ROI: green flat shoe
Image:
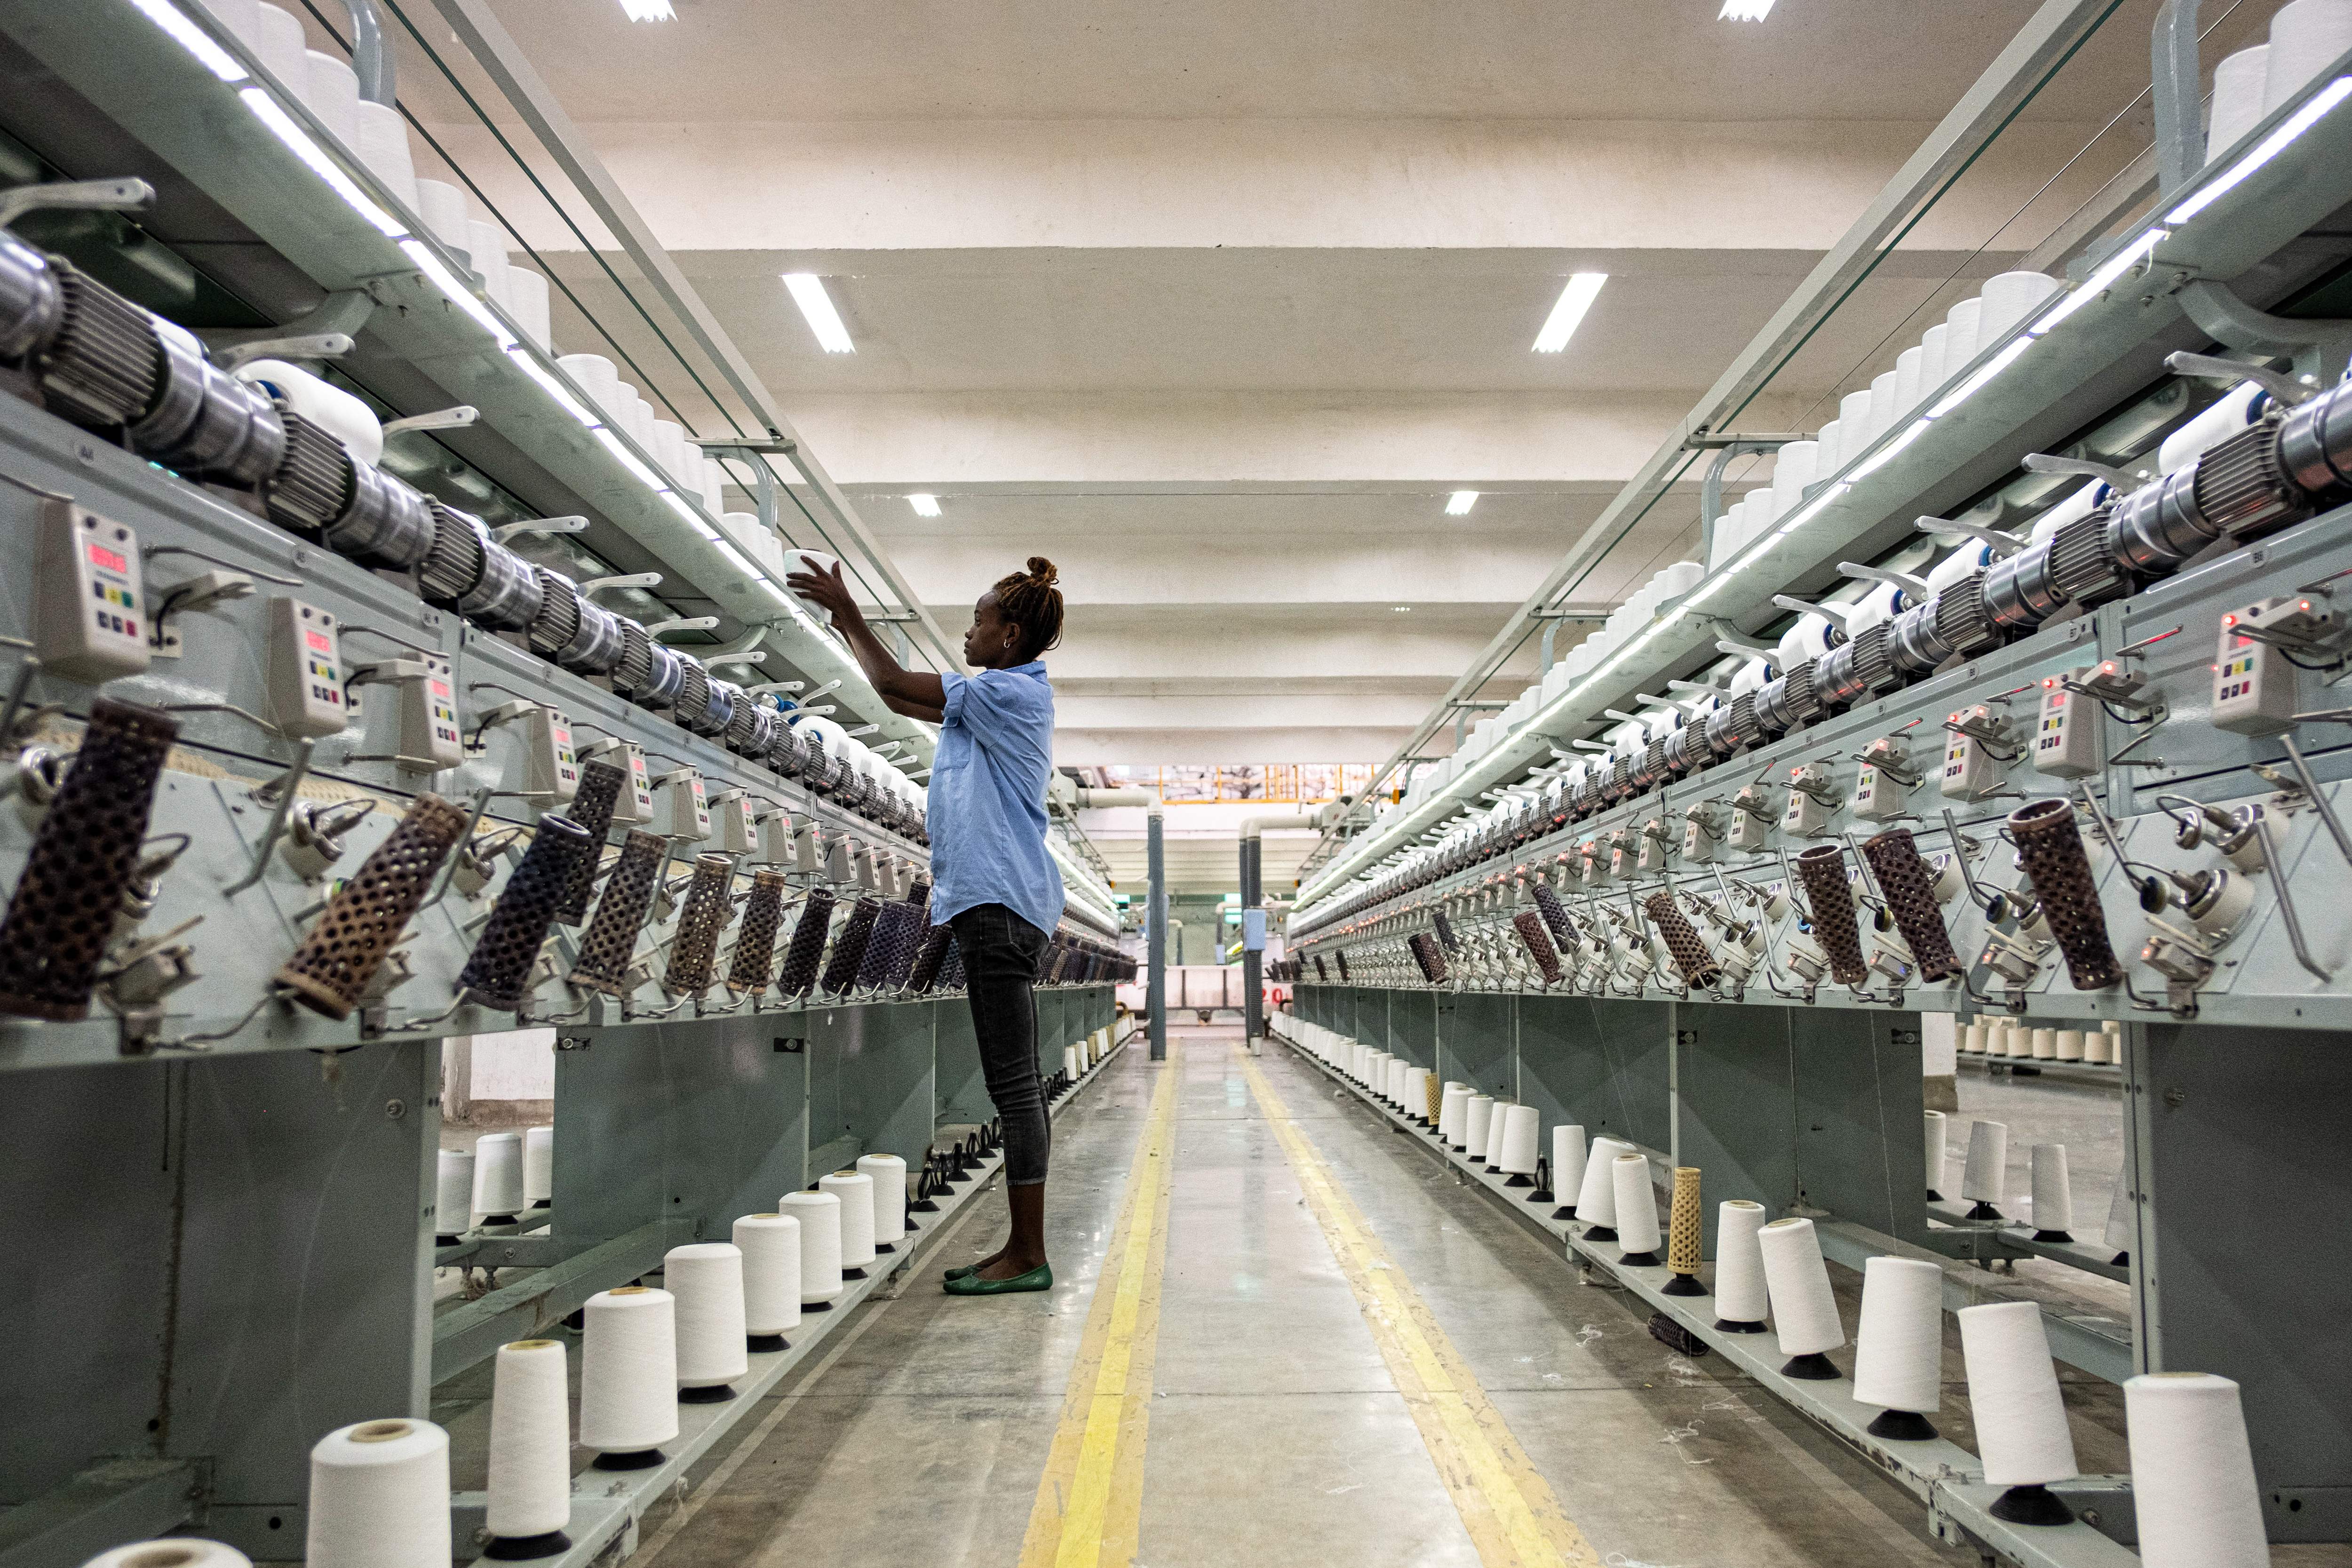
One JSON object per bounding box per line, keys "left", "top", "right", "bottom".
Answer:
{"left": 943, "top": 1262, "right": 1052, "bottom": 1296}
{"left": 944, "top": 1262, "right": 979, "bottom": 1281}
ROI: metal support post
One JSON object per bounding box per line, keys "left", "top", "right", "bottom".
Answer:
{"left": 1241, "top": 832, "right": 1263, "bottom": 1043}
{"left": 1147, "top": 805, "right": 1168, "bottom": 1060}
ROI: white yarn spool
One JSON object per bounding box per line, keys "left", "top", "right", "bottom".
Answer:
{"left": 1837, "top": 390, "right": 1874, "bottom": 467}
{"left": 1498, "top": 1104, "right": 1541, "bottom": 1177}
{"left": 666, "top": 1242, "right": 748, "bottom": 1393}
{"left": 507, "top": 269, "right": 553, "bottom": 354}
{"left": 434, "top": 1147, "right": 473, "bottom": 1240}
{"left": 819, "top": 1172, "right": 876, "bottom": 1271}
{"left": 485, "top": 1338, "right": 571, "bottom": 1544}
{"left": 1611, "top": 1153, "right": 1662, "bottom": 1260}
{"left": 1769, "top": 440, "right": 1818, "bottom": 520}
{"left": 703, "top": 457, "right": 728, "bottom": 517}
{"left": 1852, "top": 1257, "right": 1944, "bottom": 1432}
{"left": 234, "top": 359, "right": 382, "bottom": 467}
{"left": 793, "top": 549, "right": 843, "bottom": 584}
{"left": 1960, "top": 1022, "right": 1984, "bottom": 1054}
{"left": 1924, "top": 1109, "right": 1948, "bottom": 1197}
{"left": 1440, "top": 1084, "right": 1472, "bottom": 1147}
{"left": 2161, "top": 381, "right": 2268, "bottom": 473}
{"left": 652, "top": 420, "right": 688, "bottom": 487}
{"left": 1919, "top": 323, "right": 1950, "bottom": 396}
{"left": 353, "top": 101, "right": 417, "bottom": 214}
{"left": 2055, "top": 1029, "right": 2085, "bottom": 1062}
{"left": 1895, "top": 346, "right": 1924, "bottom": 419}
{"left": 1866, "top": 370, "right": 1900, "bottom": 443}
{"left": 193, "top": 0, "right": 263, "bottom": 50}
{"left": 1962, "top": 1119, "right": 2008, "bottom": 1211}
{"left": 2126, "top": 1373, "right": 2268, "bottom": 1568}
{"left": 733, "top": 1212, "right": 803, "bottom": 1340}
{"left": 1064, "top": 1045, "right": 1080, "bottom": 1082}
{"left": 523, "top": 1125, "right": 554, "bottom": 1209}
{"left": 303, "top": 50, "right": 362, "bottom": 150}
{"left": 2265, "top": 0, "right": 2352, "bottom": 111}
{"left": 472, "top": 1131, "right": 524, "bottom": 1221}
{"left": 413, "top": 179, "right": 471, "bottom": 261}
{"left": 1978, "top": 271, "right": 2061, "bottom": 342}
{"left": 2208, "top": 46, "right": 2273, "bottom": 160}
{"left": 305, "top": 1417, "right": 452, "bottom": 1568}
{"left": 1757, "top": 1216, "right": 1845, "bottom": 1365}
{"left": 81, "top": 1543, "right": 253, "bottom": 1568}
{"left": 252, "top": 3, "right": 307, "bottom": 91}
{"left": 578, "top": 1286, "right": 678, "bottom": 1460}
{"left": 1713, "top": 1200, "right": 1771, "bottom": 1327}
{"left": 1575, "top": 1137, "right": 1629, "bottom": 1231}
{"left": 780, "top": 1190, "right": 843, "bottom": 1303}
{"left": 1813, "top": 421, "right": 1841, "bottom": 475}
{"left": 858, "top": 1153, "right": 908, "bottom": 1246}
{"left": 1551, "top": 1124, "right": 1587, "bottom": 1211}
{"left": 467, "top": 219, "right": 512, "bottom": 309}
{"left": 1944, "top": 296, "right": 1984, "bottom": 370}
{"left": 2030, "top": 1027, "right": 2056, "bottom": 1060}
{"left": 1463, "top": 1095, "right": 1495, "bottom": 1161}
{"left": 2030, "top": 1145, "right": 2074, "bottom": 1238}
{"left": 1483, "top": 1100, "right": 1513, "bottom": 1166}
{"left": 1957, "top": 1301, "right": 2077, "bottom": 1486}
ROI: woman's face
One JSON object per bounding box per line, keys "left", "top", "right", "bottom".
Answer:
{"left": 962, "top": 591, "right": 1023, "bottom": 669}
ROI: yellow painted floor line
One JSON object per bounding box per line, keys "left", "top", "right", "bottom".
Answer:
{"left": 1236, "top": 1046, "right": 1604, "bottom": 1568}
{"left": 1018, "top": 1042, "right": 1181, "bottom": 1568}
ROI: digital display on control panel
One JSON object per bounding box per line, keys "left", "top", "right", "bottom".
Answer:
{"left": 306, "top": 629, "right": 334, "bottom": 653}
{"left": 87, "top": 542, "right": 128, "bottom": 575}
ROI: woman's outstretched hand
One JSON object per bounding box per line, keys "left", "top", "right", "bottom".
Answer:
{"left": 787, "top": 558, "right": 862, "bottom": 631}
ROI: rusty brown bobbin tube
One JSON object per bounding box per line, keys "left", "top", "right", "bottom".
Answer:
{"left": 1792, "top": 844, "right": 1870, "bottom": 987}
{"left": 2007, "top": 798, "right": 2123, "bottom": 989}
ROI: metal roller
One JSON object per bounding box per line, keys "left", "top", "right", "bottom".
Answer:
{"left": 36, "top": 266, "right": 161, "bottom": 429}
{"left": 2006, "top": 798, "right": 2122, "bottom": 990}
{"left": 263, "top": 412, "right": 355, "bottom": 533}
{"left": 627, "top": 639, "right": 684, "bottom": 711}
{"left": 726, "top": 695, "right": 771, "bottom": 758}
{"left": 557, "top": 597, "right": 625, "bottom": 676}
{"left": 418, "top": 501, "right": 489, "bottom": 608}
{"left": 323, "top": 461, "right": 435, "bottom": 569}
{"left": 2276, "top": 376, "right": 2352, "bottom": 497}
{"left": 456, "top": 538, "right": 542, "bottom": 632}
{"left": 1981, "top": 537, "right": 2068, "bottom": 635}
{"left": 675, "top": 663, "right": 734, "bottom": 738}
{"left": 2043, "top": 510, "right": 2132, "bottom": 610}
{"left": 766, "top": 718, "right": 805, "bottom": 778}
{"left": 0, "top": 236, "right": 64, "bottom": 360}
{"left": 525, "top": 569, "right": 582, "bottom": 661}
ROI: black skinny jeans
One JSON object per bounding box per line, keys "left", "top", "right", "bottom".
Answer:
{"left": 949, "top": 903, "right": 1051, "bottom": 1186}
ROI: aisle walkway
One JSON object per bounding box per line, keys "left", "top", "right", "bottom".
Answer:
{"left": 637, "top": 1028, "right": 1963, "bottom": 1567}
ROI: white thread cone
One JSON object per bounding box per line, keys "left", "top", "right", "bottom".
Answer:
{"left": 2030, "top": 1145, "right": 2074, "bottom": 1234}
{"left": 1758, "top": 1217, "right": 1845, "bottom": 1357}
{"left": 435, "top": 1148, "right": 473, "bottom": 1239}
{"left": 2265, "top": 0, "right": 2352, "bottom": 111}
{"left": 858, "top": 1153, "right": 908, "bottom": 1245}
{"left": 1612, "top": 1153, "right": 1662, "bottom": 1256}
{"left": 82, "top": 1543, "right": 253, "bottom": 1568}
{"left": 1852, "top": 1257, "right": 1943, "bottom": 1415}
{"left": 579, "top": 1287, "right": 677, "bottom": 1455}
{"left": 1962, "top": 1119, "right": 2008, "bottom": 1205}
{"left": 305, "top": 1417, "right": 453, "bottom": 1568}
{"left": 474, "top": 1131, "right": 524, "bottom": 1218}
{"left": 819, "top": 1171, "right": 877, "bottom": 1268}
{"left": 1484, "top": 1101, "right": 1513, "bottom": 1166}
{"left": 354, "top": 101, "right": 417, "bottom": 214}
{"left": 2209, "top": 45, "right": 2272, "bottom": 159}
{"left": 1463, "top": 1095, "right": 1495, "bottom": 1159}
{"left": 1957, "top": 1301, "right": 2077, "bottom": 1485}
{"left": 1576, "top": 1137, "right": 1630, "bottom": 1227}
{"left": 780, "top": 1190, "right": 843, "bottom": 1302}
{"left": 2125, "top": 1372, "right": 2269, "bottom": 1568}
{"left": 1441, "top": 1085, "right": 1472, "bottom": 1147}
{"left": 486, "top": 1338, "right": 571, "bottom": 1541}
{"left": 734, "top": 1212, "right": 802, "bottom": 1337}
{"left": 1714, "top": 1200, "right": 1771, "bottom": 1323}
{"left": 523, "top": 1125, "right": 554, "bottom": 1208}
{"left": 1552, "top": 1125, "right": 1588, "bottom": 1207}
{"left": 667, "top": 1242, "right": 748, "bottom": 1390}
{"left": 1923, "top": 1110, "right": 1947, "bottom": 1195}
{"left": 1498, "top": 1105, "right": 1541, "bottom": 1176}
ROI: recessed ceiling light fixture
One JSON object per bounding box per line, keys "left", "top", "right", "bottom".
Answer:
{"left": 1446, "top": 491, "right": 1479, "bottom": 516}
{"left": 1533, "top": 273, "right": 1608, "bottom": 353}
{"left": 781, "top": 273, "right": 855, "bottom": 354}
{"left": 620, "top": 0, "right": 675, "bottom": 20}
{"left": 1393, "top": 605, "right": 1412, "bottom": 613}
{"left": 1719, "top": 0, "right": 1775, "bottom": 18}
{"left": 908, "top": 493, "right": 941, "bottom": 517}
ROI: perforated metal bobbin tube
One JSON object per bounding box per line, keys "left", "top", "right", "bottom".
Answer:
{"left": 457, "top": 813, "right": 595, "bottom": 1011}
{"left": 568, "top": 830, "right": 667, "bottom": 997}
{"left": 1792, "top": 843, "right": 1870, "bottom": 987}
{"left": 905, "top": 918, "right": 954, "bottom": 994}
{"left": 1530, "top": 879, "right": 1576, "bottom": 947}
{"left": 882, "top": 898, "right": 928, "bottom": 991}
{"left": 1644, "top": 891, "right": 1723, "bottom": 987}
{"left": 727, "top": 869, "right": 791, "bottom": 995}
{"left": 1860, "top": 827, "right": 1963, "bottom": 982}
{"left": 821, "top": 897, "right": 882, "bottom": 997}
{"left": 856, "top": 900, "right": 917, "bottom": 992}
{"left": 0, "top": 697, "right": 180, "bottom": 1021}
{"left": 2006, "top": 798, "right": 2122, "bottom": 989}
{"left": 1511, "top": 911, "right": 1562, "bottom": 983}
{"left": 776, "top": 885, "right": 837, "bottom": 997}
{"left": 663, "top": 853, "right": 736, "bottom": 995}
{"left": 276, "top": 792, "right": 469, "bottom": 1019}
{"left": 554, "top": 760, "right": 629, "bottom": 925}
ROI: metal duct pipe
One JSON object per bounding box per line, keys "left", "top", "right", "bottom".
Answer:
{"left": 1076, "top": 787, "right": 1156, "bottom": 807}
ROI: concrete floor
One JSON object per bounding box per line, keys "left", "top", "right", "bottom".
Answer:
{"left": 623, "top": 1028, "right": 1979, "bottom": 1567}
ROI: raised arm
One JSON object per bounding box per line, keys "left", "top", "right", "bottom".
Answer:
{"left": 787, "top": 560, "right": 947, "bottom": 721}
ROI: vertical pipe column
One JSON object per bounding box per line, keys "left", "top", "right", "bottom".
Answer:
{"left": 1147, "top": 804, "right": 1168, "bottom": 1061}
{"left": 1241, "top": 832, "right": 1263, "bottom": 1043}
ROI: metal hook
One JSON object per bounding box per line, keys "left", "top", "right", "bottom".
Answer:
{"left": 224, "top": 740, "right": 316, "bottom": 895}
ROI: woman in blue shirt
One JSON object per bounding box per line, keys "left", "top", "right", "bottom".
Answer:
{"left": 789, "top": 555, "right": 1067, "bottom": 1296}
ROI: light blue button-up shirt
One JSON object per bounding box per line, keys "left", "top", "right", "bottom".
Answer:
{"left": 929, "top": 661, "right": 1065, "bottom": 936}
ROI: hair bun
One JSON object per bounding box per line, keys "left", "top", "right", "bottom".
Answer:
{"left": 1025, "top": 556, "right": 1059, "bottom": 587}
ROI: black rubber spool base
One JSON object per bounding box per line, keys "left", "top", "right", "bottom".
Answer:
{"left": 1619, "top": 1250, "right": 1662, "bottom": 1267}
{"left": 679, "top": 1383, "right": 736, "bottom": 1404}
{"left": 2033, "top": 1229, "right": 2075, "bottom": 1243}
{"left": 1925, "top": 1187, "right": 1943, "bottom": 1202}
{"left": 747, "top": 1333, "right": 789, "bottom": 1353}
{"left": 1583, "top": 1225, "right": 1618, "bottom": 1243}
{"left": 1780, "top": 1352, "right": 1841, "bottom": 1380}
{"left": 531, "top": 1199, "right": 553, "bottom": 1210}
{"left": 842, "top": 1266, "right": 868, "bottom": 1280}
{"left": 1714, "top": 1317, "right": 1768, "bottom": 1334}
{"left": 482, "top": 1213, "right": 518, "bottom": 1226}
{"left": 875, "top": 1242, "right": 897, "bottom": 1254}
{"left": 1504, "top": 1174, "right": 1534, "bottom": 1188}
{"left": 1990, "top": 1484, "right": 2075, "bottom": 1527}
{"left": 1661, "top": 1273, "right": 1707, "bottom": 1297}
{"left": 591, "top": 1448, "right": 665, "bottom": 1471}
{"left": 804, "top": 1298, "right": 836, "bottom": 1312}
{"left": 482, "top": 1531, "right": 572, "bottom": 1560}
{"left": 1527, "top": 1186, "right": 1554, "bottom": 1203}
{"left": 1551, "top": 1204, "right": 1578, "bottom": 1221}
{"left": 435, "top": 1233, "right": 462, "bottom": 1246}
{"left": 1965, "top": 1202, "right": 2005, "bottom": 1221}
{"left": 1867, "top": 1409, "right": 1939, "bottom": 1442}
{"left": 911, "top": 1199, "right": 941, "bottom": 1213}
{"left": 1468, "top": 1156, "right": 1485, "bottom": 1165}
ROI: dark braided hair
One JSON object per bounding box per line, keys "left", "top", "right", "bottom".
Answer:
{"left": 992, "top": 557, "right": 1065, "bottom": 662}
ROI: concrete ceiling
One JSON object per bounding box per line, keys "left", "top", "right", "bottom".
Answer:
{"left": 381, "top": 0, "right": 2226, "bottom": 891}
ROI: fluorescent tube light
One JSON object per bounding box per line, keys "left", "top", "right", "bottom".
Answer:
{"left": 782, "top": 274, "right": 856, "bottom": 354}
{"left": 1446, "top": 491, "right": 1479, "bottom": 516}
{"left": 2168, "top": 76, "right": 2352, "bottom": 224}
{"left": 594, "top": 427, "right": 664, "bottom": 489}
{"left": 245, "top": 89, "right": 403, "bottom": 238}
{"left": 908, "top": 493, "right": 942, "bottom": 517}
{"left": 1720, "top": 0, "right": 1775, "bottom": 16}
{"left": 1533, "top": 273, "right": 1608, "bottom": 354}
{"left": 620, "top": 0, "right": 675, "bottom": 19}
{"left": 399, "top": 239, "right": 516, "bottom": 346}
{"left": 132, "top": 0, "right": 247, "bottom": 81}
